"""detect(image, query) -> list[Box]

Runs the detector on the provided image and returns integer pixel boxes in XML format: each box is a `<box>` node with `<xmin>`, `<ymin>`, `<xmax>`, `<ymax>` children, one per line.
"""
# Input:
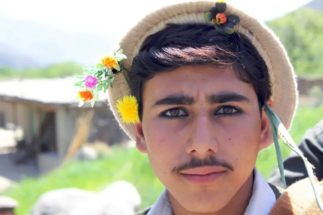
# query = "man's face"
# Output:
<box><xmin>134</xmin><ymin>65</ymin><xmax>271</xmax><ymax>213</ymax></box>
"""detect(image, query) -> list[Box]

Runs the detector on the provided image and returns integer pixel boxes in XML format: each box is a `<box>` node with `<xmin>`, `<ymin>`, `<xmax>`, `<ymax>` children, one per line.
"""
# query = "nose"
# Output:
<box><xmin>186</xmin><ymin>110</ymin><xmax>219</xmax><ymax>158</ymax></box>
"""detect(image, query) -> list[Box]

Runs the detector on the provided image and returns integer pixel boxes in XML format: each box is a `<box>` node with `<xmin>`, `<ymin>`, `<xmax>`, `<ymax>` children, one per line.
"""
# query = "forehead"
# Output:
<box><xmin>143</xmin><ymin>65</ymin><xmax>257</xmax><ymax>103</ymax></box>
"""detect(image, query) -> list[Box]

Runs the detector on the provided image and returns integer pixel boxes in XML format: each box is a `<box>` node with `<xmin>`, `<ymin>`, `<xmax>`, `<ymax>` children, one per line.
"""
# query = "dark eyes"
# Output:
<box><xmin>160</xmin><ymin>106</ymin><xmax>241</xmax><ymax>118</ymax></box>
<box><xmin>163</xmin><ymin>108</ymin><xmax>188</xmax><ymax>117</ymax></box>
<box><xmin>216</xmin><ymin>106</ymin><xmax>239</xmax><ymax>115</ymax></box>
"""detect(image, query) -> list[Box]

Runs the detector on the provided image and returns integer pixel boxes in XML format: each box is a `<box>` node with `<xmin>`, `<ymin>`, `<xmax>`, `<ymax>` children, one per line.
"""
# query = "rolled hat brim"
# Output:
<box><xmin>108</xmin><ymin>1</ymin><xmax>298</xmax><ymax>140</ymax></box>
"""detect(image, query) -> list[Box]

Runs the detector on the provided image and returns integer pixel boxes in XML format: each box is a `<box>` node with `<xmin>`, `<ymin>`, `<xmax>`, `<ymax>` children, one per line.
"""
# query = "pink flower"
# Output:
<box><xmin>84</xmin><ymin>75</ymin><xmax>98</xmax><ymax>89</ymax></box>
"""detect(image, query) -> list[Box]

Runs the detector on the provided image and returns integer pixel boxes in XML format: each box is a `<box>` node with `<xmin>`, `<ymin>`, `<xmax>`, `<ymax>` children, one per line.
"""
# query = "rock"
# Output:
<box><xmin>30</xmin><ymin>181</ymin><xmax>141</xmax><ymax>215</ymax></box>
<box><xmin>0</xmin><ymin>177</ymin><xmax>16</xmax><ymax>194</ymax></box>
<box><xmin>69</xmin><ymin>181</ymin><xmax>141</xmax><ymax>215</ymax></box>
<box><xmin>30</xmin><ymin>188</ymin><xmax>95</xmax><ymax>215</ymax></box>
<box><xmin>74</xmin><ymin>146</ymin><xmax>98</xmax><ymax>161</ymax></box>
<box><xmin>120</xmin><ymin>140</ymin><xmax>136</xmax><ymax>149</ymax></box>
<box><xmin>0</xmin><ymin>196</ymin><xmax>18</xmax><ymax>209</ymax></box>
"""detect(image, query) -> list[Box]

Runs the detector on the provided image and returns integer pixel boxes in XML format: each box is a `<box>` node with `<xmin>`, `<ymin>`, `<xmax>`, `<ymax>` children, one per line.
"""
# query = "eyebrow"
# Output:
<box><xmin>154</xmin><ymin>94</ymin><xmax>194</xmax><ymax>106</ymax></box>
<box><xmin>153</xmin><ymin>92</ymin><xmax>250</xmax><ymax>106</ymax></box>
<box><xmin>208</xmin><ymin>92</ymin><xmax>250</xmax><ymax>104</ymax></box>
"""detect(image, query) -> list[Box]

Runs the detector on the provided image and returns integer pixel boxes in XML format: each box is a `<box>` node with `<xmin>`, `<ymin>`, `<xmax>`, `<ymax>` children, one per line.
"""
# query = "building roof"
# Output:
<box><xmin>0</xmin><ymin>77</ymin><xmax>109</xmax><ymax>108</ymax></box>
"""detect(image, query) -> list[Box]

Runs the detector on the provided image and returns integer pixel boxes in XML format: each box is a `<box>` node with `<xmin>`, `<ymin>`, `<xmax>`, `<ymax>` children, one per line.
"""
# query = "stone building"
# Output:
<box><xmin>0</xmin><ymin>77</ymin><xmax>129</xmax><ymax>173</ymax></box>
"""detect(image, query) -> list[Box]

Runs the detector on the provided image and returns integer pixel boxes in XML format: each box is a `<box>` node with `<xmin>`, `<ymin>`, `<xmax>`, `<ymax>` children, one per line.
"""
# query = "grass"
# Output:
<box><xmin>6</xmin><ymin>105</ymin><xmax>323</xmax><ymax>215</ymax></box>
<box><xmin>7</xmin><ymin>148</ymin><xmax>165</xmax><ymax>214</ymax></box>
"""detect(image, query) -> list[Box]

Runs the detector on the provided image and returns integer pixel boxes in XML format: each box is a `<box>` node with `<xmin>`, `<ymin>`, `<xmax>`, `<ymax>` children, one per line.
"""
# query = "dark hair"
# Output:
<box><xmin>127</xmin><ymin>23</ymin><xmax>271</xmax><ymax>120</ymax></box>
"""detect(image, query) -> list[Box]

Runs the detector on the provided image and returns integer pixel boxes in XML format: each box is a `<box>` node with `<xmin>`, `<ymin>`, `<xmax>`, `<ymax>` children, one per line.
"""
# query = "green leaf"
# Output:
<box><xmin>78</xmin><ymin>101</ymin><xmax>85</xmax><ymax>107</ymax></box>
<box><xmin>104</xmin><ymin>84</ymin><xmax>108</xmax><ymax>93</ymax></box>
<box><xmin>110</xmin><ymin>82</ymin><xmax>113</xmax><ymax>88</ymax></box>
<box><xmin>96</xmin><ymin>62</ymin><xmax>106</xmax><ymax>70</ymax></box>
<box><xmin>83</xmin><ymin>68</ymin><xmax>96</xmax><ymax>74</ymax></box>
<box><xmin>74</xmin><ymin>81</ymin><xmax>84</xmax><ymax>86</ymax></box>
<box><xmin>115</xmin><ymin>53</ymin><xmax>127</xmax><ymax>61</ymax></box>
<box><xmin>97</xmin><ymin>83</ymin><xmax>102</xmax><ymax>91</ymax></box>
<box><xmin>84</xmin><ymin>70</ymin><xmax>95</xmax><ymax>75</ymax></box>
<box><xmin>76</xmin><ymin>75</ymin><xmax>85</xmax><ymax>79</ymax></box>
<box><xmin>114</xmin><ymin>62</ymin><xmax>120</xmax><ymax>71</ymax></box>
<box><xmin>91</xmin><ymin>99</ymin><xmax>95</xmax><ymax>107</ymax></box>
<box><xmin>204</xmin><ymin>12</ymin><xmax>211</xmax><ymax>22</ymax></box>
<box><xmin>97</xmin><ymin>70</ymin><xmax>103</xmax><ymax>78</ymax></box>
<box><xmin>114</xmin><ymin>47</ymin><xmax>121</xmax><ymax>55</ymax></box>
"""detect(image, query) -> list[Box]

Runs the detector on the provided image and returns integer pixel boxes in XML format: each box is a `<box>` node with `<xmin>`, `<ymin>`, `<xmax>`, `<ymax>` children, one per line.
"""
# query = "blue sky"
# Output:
<box><xmin>1</xmin><ymin>0</ymin><xmax>312</xmax><ymax>39</ymax></box>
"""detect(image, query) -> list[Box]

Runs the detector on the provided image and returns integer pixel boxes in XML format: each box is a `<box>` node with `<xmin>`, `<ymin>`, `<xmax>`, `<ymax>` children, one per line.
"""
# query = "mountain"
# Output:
<box><xmin>303</xmin><ymin>0</ymin><xmax>323</xmax><ymax>10</ymax></box>
<box><xmin>0</xmin><ymin>12</ymin><xmax>116</xmax><ymax>69</ymax></box>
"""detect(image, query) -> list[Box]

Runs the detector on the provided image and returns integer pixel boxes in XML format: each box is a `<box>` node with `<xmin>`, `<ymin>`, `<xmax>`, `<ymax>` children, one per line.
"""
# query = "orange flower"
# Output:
<box><xmin>212</xmin><ymin>13</ymin><xmax>227</xmax><ymax>25</ymax></box>
<box><xmin>102</xmin><ymin>56</ymin><xmax>117</xmax><ymax>68</ymax></box>
<box><xmin>78</xmin><ymin>90</ymin><xmax>93</xmax><ymax>102</ymax></box>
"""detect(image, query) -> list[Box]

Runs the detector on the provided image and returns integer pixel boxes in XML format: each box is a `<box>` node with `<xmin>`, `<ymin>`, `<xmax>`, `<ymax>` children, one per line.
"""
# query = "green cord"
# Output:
<box><xmin>264</xmin><ymin>103</ymin><xmax>323</xmax><ymax>211</ymax></box>
<box><xmin>267</xmin><ymin>113</ymin><xmax>287</xmax><ymax>188</ymax></box>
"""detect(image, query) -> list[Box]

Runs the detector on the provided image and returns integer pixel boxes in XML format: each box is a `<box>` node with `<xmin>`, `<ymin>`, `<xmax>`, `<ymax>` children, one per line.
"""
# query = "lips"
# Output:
<box><xmin>180</xmin><ymin>166</ymin><xmax>226</xmax><ymax>184</ymax></box>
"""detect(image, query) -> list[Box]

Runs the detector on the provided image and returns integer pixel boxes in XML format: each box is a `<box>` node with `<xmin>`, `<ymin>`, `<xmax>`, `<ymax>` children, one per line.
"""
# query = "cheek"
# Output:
<box><xmin>142</xmin><ymin>118</ymin><xmax>184</xmax><ymax>174</ymax></box>
<box><xmin>143</xmin><ymin>117</ymin><xmax>186</xmax><ymax>150</ymax></box>
<box><xmin>219</xmin><ymin>114</ymin><xmax>261</xmax><ymax>164</ymax></box>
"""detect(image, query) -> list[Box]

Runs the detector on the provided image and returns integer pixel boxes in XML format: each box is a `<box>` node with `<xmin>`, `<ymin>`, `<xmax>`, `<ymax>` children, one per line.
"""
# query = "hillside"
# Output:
<box><xmin>303</xmin><ymin>0</ymin><xmax>323</xmax><ymax>10</ymax></box>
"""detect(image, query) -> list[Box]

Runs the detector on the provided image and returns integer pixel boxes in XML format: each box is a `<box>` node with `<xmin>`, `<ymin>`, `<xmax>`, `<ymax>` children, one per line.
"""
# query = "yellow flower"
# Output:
<box><xmin>217</xmin><ymin>0</ymin><xmax>225</xmax><ymax>3</ymax></box>
<box><xmin>116</xmin><ymin>95</ymin><xmax>140</xmax><ymax>124</ymax></box>
<box><xmin>102</xmin><ymin>56</ymin><xmax>117</xmax><ymax>68</ymax></box>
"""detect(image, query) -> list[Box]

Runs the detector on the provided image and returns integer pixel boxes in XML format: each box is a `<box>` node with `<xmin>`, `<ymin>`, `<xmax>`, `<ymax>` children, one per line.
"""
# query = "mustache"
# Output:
<box><xmin>172</xmin><ymin>156</ymin><xmax>234</xmax><ymax>173</ymax></box>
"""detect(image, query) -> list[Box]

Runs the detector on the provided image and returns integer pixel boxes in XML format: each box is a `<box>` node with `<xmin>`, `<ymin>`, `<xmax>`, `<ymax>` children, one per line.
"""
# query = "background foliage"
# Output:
<box><xmin>267</xmin><ymin>9</ymin><xmax>323</xmax><ymax>77</ymax></box>
<box><xmin>0</xmin><ymin>62</ymin><xmax>83</xmax><ymax>79</ymax></box>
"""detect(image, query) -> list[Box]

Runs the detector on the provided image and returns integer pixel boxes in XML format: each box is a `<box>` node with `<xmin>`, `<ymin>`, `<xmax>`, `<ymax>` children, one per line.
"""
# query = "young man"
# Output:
<box><xmin>105</xmin><ymin>1</ymin><xmax>298</xmax><ymax>214</ymax></box>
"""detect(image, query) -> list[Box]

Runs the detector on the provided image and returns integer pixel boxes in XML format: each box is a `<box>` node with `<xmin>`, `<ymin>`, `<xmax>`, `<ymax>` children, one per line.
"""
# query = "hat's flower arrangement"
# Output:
<box><xmin>204</xmin><ymin>1</ymin><xmax>240</xmax><ymax>34</ymax></box>
<box><xmin>74</xmin><ymin>48</ymin><xmax>140</xmax><ymax>124</ymax></box>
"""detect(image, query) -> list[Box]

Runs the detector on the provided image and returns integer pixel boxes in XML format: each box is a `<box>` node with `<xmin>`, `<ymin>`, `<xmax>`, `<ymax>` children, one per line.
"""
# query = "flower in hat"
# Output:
<box><xmin>116</xmin><ymin>95</ymin><xmax>140</xmax><ymax>124</ymax></box>
<box><xmin>74</xmin><ymin>48</ymin><xmax>127</xmax><ymax>107</ymax></box>
<box><xmin>212</xmin><ymin>13</ymin><xmax>227</xmax><ymax>25</ymax></box>
<box><xmin>204</xmin><ymin>0</ymin><xmax>240</xmax><ymax>34</ymax></box>
<box><xmin>84</xmin><ymin>75</ymin><xmax>98</xmax><ymax>89</ymax></box>
<box><xmin>102</xmin><ymin>56</ymin><xmax>117</xmax><ymax>68</ymax></box>
<box><xmin>78</xmin><ymin>90</ymin><xmax>93</xmax><ymax>102</ymax></box>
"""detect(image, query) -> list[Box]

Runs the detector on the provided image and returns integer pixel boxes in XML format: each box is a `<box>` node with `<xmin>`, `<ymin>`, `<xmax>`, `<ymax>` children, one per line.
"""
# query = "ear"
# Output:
<box><xmin>259</xmin><ymin>100</ymin><xmax>273</xmax><ymax>151</ymax></box>
<box><xmin>134</xmin><ymin>122</ymin><xmax>147</xmax><ymax>153</ymax></box>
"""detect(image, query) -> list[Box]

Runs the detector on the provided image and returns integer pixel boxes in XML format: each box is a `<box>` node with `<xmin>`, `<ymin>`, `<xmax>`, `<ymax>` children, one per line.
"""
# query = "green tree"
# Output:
<box><xmin>0</xmin><ymin>62</ymin><xmax>83</xmax><ymax>79</ymax></box>
<box><xmin>267</xmin><ymin>9</ymin><xmax>323</xmax><ymax>77</ymax></box>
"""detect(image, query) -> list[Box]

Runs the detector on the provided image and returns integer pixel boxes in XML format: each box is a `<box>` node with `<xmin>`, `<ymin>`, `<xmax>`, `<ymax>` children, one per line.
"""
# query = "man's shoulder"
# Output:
<box><xmin>135</xmin><ymin>207</ymin><xmax>151</xmax><ymax>215</ymax></box>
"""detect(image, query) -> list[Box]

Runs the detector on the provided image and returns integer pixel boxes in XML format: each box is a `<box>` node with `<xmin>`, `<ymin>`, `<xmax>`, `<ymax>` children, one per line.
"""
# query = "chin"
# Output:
<box><xmin>178</xmin><ymin>190</ymin><xmax>230</xmax><ymax>213</ymax></box>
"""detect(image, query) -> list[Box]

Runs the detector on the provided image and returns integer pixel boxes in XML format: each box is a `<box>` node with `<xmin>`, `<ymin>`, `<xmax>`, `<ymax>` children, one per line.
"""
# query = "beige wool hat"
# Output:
<box><xmin>108</xmin><ymin>1</ymin><xmax>298</xmax><ymax>140</ymax></box>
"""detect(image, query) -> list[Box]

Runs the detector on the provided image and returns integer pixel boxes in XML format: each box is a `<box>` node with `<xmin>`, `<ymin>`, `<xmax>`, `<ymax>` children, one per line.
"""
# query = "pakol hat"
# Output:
<box><xmin>107</xmin><ymin>1</ymin><xmax>298</xmax><ymax>141</ymax></box>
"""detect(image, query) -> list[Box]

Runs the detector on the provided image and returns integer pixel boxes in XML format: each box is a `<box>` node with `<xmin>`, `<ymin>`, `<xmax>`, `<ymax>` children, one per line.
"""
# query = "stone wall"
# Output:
<box><xmin>298</xmin><ymin>77</ymin><xmax>323</xmax><ymax>95</ymax></box>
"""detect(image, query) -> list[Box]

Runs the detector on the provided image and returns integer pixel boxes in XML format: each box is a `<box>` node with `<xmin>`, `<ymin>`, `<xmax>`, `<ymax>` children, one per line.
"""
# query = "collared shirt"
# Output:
<box><xmin>147</xmin><ymin>168</ymin><xmax>276</xmax><ymax>215</ymax></box>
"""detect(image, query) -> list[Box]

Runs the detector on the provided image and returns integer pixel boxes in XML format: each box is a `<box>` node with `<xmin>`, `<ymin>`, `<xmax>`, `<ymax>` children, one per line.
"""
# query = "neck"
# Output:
<box><xmin>170</xmin><ymin>171</ymin><xmax>254</xmax><ymax>215</ymax></box>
